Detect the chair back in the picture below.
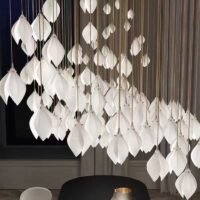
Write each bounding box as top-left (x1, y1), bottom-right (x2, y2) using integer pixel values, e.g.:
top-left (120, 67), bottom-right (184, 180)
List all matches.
top-left (20, 187), bottom-right (52, 200)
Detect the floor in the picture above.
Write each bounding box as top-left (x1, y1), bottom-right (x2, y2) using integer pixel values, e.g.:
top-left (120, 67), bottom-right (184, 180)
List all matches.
top-left (0, 190), bottom-right (199, 199)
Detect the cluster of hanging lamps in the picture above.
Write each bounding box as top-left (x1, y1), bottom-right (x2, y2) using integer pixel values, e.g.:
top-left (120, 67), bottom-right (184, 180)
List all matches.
top-left (0, 0), bottom-right (199, 199)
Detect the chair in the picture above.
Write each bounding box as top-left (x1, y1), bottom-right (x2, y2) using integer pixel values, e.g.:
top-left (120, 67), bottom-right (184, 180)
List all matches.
top-left (20, 187), bottom-right (52, 200)
top-left (59, 176), bottom-right (150, 200)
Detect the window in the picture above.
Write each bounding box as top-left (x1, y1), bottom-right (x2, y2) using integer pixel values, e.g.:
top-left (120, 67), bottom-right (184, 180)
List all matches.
top-left (0, 0), bottom-right (76, 159)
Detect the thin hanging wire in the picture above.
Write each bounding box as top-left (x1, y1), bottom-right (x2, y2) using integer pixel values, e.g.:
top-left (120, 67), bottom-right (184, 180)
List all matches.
top-left (89, 0), bottom-right (92, 110)
top-left (145, 0), bottom-right (150, 123)
top-left (74, 0), bottom-right (80, 117)
top-left (169, 0), bottom-right (176, 118)
top-left (139, 0), bottom-right (144, 96)
top-left (96, 0), bottom-right (100, 78)
top-left (187, 0), bottom-right (196, 161)
top-left (131, 0), bottom-right (135, 127)
top-left (32, 0), bottom-right (36, 91)
top-left (21, 0), bottom-right (24, 14)
top-left (109, 0), bottom-right (115, 83)
top-left (38, 0), bottom-right (43, 104)
top-left (156, 0), bottom-right (161, 147)
top-left (9, 0), bottom-right (14, 67)
top-left (118, 0), bottom-right (122, 133)
top-left (177, 0), bottom-right (184, 147)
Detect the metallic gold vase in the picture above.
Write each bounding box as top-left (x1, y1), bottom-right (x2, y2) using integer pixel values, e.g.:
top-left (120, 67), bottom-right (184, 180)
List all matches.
top-left (111, 187), bottom-right (135, 200)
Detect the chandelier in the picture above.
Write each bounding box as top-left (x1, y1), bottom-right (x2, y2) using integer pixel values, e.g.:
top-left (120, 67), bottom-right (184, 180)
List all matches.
top-left (0, 0), bottom-right (199, 198)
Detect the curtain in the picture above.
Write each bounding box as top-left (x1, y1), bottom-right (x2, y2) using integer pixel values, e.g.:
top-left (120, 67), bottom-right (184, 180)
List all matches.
top-left (77, 0), bottom-right (200, 194)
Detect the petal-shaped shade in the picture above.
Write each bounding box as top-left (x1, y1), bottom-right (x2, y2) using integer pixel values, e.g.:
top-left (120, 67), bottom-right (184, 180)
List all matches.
top-left (141, 54), bottom-right (150, 67)
top-left (41, 91), bottom-right (53, 108)
top-left (27, 90), bottom-right (41, 112)
top-left (133, 101), bottom-right (146, 131)
top-left (190, 116), bottom-right (200, 140)
top-left (127, 9), bottom-right (134, 20)
top-left (106, 112), bottom-right (129, 136)
top-left (175, 169), bottom-right (197, 200)
top-left (170, 135), bottom-right (189, 156)
top-left (32, 13), bottom-right (52, 41)
top-left (53, 101), bottom-right (66, 118)
top-left (20, 56), bottom-right (39, 85)
top-left (80, 0), bottom-right (86, 13)
top-left (124, 20), bottom-right (131, 32)
top-left (117, 55), bottom-right (132, 77)
top-left (147, 150), bottom-right (161, 182)
top-left (67, 122), bottom-right (91, 157)
top-left (107, 134), bottom-right (129, 165)
top-left (104, 102), bottom-right (117, 117)
top-left (191, 141), bottom-right (200, 168)
top-left (42, 0), bottom-right (60, 23)
top-left (166, 147), bottom-right (187, 176)
top-left (92, 75), bottom-right (109, 95)
top-left (147, 150), bottom-right (169, 182)
top-left (35, 58), bottom-right (57, 86)
top-left (104, 50), bottom-right (117, 69)
top-left (52, 118), bottom-right (66, 141)
top-left (151, 121), bottom-right (164, 146)
top-left (84, 0), bottom-right (97, 13)
top-left (123, 127), bottom-right (141, 157)
top-left (52, 72), bottom-right (68, 100)
top-left (84, 111), bottom-right (104, 144)
top-left (91, 87), bottom-right (105, 115)
top-left (42, 34), bottom-right (65, 67)
top-left (67, 44), bottom-right (83, 65)
top-left (11, 14), bottom-right (32, 44)
top-left (82, 54), bottom-right (90, 65)
top-left (164, 117), bottom-right (177, 144)
top-left (108, 24), bottom-right (116, 33)
top-left (102, 27), bottom-right (111, 40)
top-left (102, 45), bottom-right (110, 57)
top-left (140, 124), bottom-right (154, 153)
top-left (82, 22), bottom-right (97, 44)
top-left (80, 67), bottom-right (96, 86)
top-left (130, 38), bottom-right (141, 56)
top-left (115, 0), bottom-right (120, 10)
top-left (29, 105), bottom-right (52, 141)
top-left (5, 67), bottom-right (26, 105)
top-left (103, 3), bottom-right (111, 15)
top-left (99, 131), bottom-right (113, 148)
top-left (0, 73), bottom-right (9, 104)
top-left (138, 35), bottom-right (145, 44)
top-left (93, 50), bottom-right (104, 66)
top-left (21, 37), bottom-right (37, 57)
top-left (29, 110), bottom-right (39, 139)
top-left (65, 111), bottom-right (77, 131)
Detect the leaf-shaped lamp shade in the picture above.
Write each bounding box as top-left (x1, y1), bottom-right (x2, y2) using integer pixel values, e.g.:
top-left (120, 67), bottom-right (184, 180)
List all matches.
top-left (42, 0), bottom-right (60, 23)
top-left (5, 67), bottom-right (26, 105)
top-left (32, 13), bottom-right (52, 41)
top-left (140, 124), bottom-right (154, 153)
top-left (123, 127), bottom-right (141, 157)
top-left (27, 90), bottom-right (41, 112)
top-left (166, 147), bottom-right (187, 176)
top-left (82, 22), bottom-right (97, 45)
top-left (20, 56), bottom-right (39, 85)
top-left (191, 141), bottom-right (200, 168)
top-left (175, 169), bottom-right (197, 200)
top-left (147, 149), bottom-right (169, 182)
top-left (11, 14), bottom-right (32, 44)
top-left (107, 134), bottom-right (129, 165)
top-left (164, 117), bottom-right (177, 144)
top-left (29, 105), bottom-right (53, 141)
top-left (42, 34), bottom-right (65, 67)
top-left (21, 37), bottom-right (37, 57)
